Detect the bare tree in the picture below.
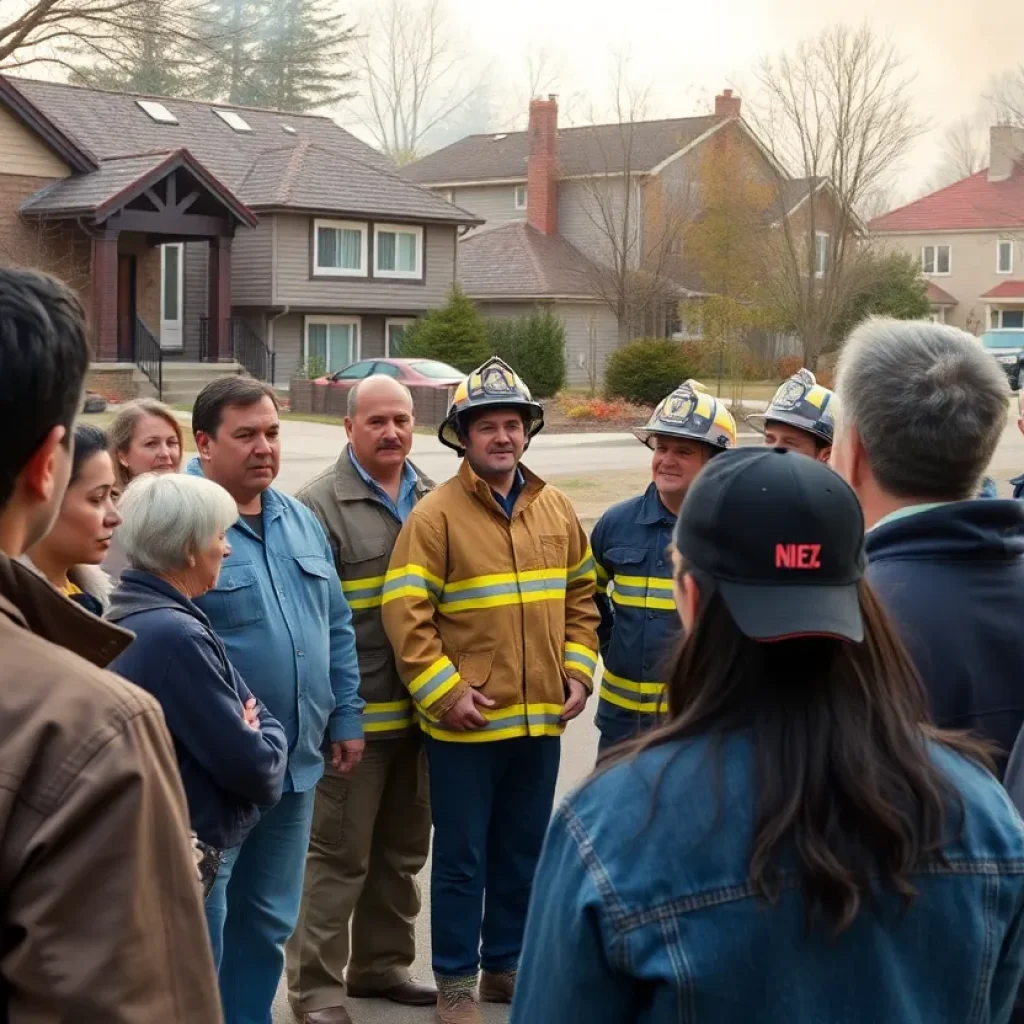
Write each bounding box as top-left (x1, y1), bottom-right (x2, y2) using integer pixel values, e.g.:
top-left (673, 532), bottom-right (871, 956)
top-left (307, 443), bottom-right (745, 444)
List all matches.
top-left (0, 0), bottom-right (209, 76)
top-left (749, 24), bottom-right (925, 367)
top-left (573, 57), bottom-right (696, 343)
top-left (927, 115), bottom-right (987, 191)
top-left (350, 0), bottom-right (479, 165)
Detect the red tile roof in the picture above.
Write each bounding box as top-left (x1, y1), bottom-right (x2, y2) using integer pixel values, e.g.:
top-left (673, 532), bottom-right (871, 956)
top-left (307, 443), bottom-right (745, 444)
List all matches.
top-left (981, 280), bottom-right (1024, 299)
top-left (869, 168), bottom-right (1024, 233)
top-left (926, 281), bottom-right (957, 305)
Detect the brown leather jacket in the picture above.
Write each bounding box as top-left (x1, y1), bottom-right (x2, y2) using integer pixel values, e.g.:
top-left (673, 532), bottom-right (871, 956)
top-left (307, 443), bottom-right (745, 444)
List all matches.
top-left (0, 554), bottom-right (223, 1023)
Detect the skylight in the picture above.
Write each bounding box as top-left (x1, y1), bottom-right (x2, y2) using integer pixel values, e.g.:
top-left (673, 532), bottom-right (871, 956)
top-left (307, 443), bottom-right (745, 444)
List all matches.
top-left (214, 108), bottom-right (252, 132)
top-left (136, 99), bottom-right (178, 124)
top-left (492, 133), bottom-right (507, 141)
top-left (281, 124), bottom-right (297, 135)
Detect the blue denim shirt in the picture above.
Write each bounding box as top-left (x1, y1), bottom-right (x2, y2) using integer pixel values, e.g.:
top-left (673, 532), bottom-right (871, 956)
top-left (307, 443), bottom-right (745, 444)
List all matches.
top-left (348, 448), bottom-right (418, 523)
top-left (186, 458), bottom-right (363, 792)
top-left (513, 733), bottom-right (1024, 1024)
top-left (590, 484), bottom-right (678, 744)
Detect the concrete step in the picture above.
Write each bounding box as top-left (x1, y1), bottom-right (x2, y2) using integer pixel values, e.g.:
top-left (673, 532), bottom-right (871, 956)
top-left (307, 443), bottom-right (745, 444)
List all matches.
top-left (157, 362), bottom-right (244, 404)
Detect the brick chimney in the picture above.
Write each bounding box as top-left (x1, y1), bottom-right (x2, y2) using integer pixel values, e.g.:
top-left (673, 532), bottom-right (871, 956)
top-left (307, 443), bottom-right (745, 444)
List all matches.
top-left (527, 94), bottom-right (558, 236)
top-left (988, 124), bottom-right (1024, 183)
top-left (715, 88), bottom-right (741, 119)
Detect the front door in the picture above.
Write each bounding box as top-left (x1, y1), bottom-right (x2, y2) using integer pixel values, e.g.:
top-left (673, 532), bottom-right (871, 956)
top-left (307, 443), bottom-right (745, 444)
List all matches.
top-left (160, 243), bottom-right (184, 350)
top-left (117, 254), bottom-right (136, 361)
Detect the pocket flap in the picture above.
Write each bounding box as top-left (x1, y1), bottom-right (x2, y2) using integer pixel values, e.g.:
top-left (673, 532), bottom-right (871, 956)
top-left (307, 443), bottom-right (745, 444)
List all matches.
top-left (216, 565), bottom-right (259, 591)
top-left (605, 545), bottom-right (647, 566)
top-left (457, 649), bottom-right (495, 688)
top-left (341, 537), bottom-right (388, 563)
top-left (296, 554), bottom-right (333, 579)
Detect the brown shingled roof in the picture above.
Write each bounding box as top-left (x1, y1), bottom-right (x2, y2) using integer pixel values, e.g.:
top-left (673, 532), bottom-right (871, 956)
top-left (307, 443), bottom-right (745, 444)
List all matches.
top-left (5, 75), bottom-right (477, 224)
top-left (457, 223), bottom-right (598, 299)
top-left (403, 115), bottom-right (724, 184)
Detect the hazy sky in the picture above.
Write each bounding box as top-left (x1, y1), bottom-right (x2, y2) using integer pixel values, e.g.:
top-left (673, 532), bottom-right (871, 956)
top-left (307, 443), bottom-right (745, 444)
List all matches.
top-left (343, 0), bottom-right (1024, 200)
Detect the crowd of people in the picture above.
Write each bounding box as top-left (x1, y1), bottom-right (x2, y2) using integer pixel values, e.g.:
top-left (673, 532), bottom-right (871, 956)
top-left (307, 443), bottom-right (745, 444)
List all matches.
top-left (4, 263), bottom-right (1024, 1024)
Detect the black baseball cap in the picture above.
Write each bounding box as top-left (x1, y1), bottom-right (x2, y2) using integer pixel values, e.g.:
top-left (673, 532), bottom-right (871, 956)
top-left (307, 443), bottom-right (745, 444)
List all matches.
top-left (673, 447), bottom-right (865, 643)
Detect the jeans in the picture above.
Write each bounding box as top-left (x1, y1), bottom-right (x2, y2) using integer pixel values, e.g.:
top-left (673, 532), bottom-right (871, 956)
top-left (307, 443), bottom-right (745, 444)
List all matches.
top-left (425, 735), bottom-right (560, 978)
top-left (205, 789), bottom-right (316, 1024)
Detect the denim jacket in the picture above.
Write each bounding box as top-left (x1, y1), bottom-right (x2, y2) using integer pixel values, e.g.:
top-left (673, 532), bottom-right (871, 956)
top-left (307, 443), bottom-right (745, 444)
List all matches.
top-left (513, 733), bottom-right (1024, 1024)
top-left (186, 458), bottom-right (363, 792)
top-left (591, 485), bottom-right (678, 745)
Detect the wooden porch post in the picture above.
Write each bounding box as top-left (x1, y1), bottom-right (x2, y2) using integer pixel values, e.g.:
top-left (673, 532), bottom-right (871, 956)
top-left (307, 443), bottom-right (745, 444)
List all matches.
top-left (207, 235), bottom-right (232, 362)
top-left (92, 231), bottom-right (119, 361)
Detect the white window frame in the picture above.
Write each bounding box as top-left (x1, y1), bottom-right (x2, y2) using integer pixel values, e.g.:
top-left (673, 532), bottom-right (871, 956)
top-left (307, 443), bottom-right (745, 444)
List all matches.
top-left (514, 185), bottom-right (527, 210)
top-left (385, 317), bottom-right (416, 356)
top-left (998, 239), bottom-right (1014, 275)
top-left (313, 219), bottom-right (368, 278)
top-left (159, 243), bottom-right (184, 351)
top-left (303, 315), bottom-right (362, 374)
top-left (814, 232), bottom-right (829, 279)
top-left (373, 223), bottom-right (423, 280)
top-left (999, 308), bottom-right (1024, 331)
top-left (921, 244), bottom-right (952, 276)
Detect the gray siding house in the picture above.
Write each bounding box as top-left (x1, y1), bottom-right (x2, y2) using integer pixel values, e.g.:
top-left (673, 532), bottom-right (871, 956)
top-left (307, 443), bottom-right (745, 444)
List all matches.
top-left (4, 77), bottom-right (478, 396)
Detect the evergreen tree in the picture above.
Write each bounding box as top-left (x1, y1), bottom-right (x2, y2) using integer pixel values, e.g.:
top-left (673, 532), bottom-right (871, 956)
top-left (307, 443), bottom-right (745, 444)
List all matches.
top-left (194, 0), bottom-right (267, 106)
top-left (69, 0), bottom-right (197, 97)
top-left (402, 287), bottom-right (490, 373)
top-left (248, 0), bottom-right (354, 112)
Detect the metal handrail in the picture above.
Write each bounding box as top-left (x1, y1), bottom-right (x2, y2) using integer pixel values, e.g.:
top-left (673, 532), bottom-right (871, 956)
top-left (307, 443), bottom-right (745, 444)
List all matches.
top-left (199, 316), bottom-right (275, 383)
top-left (133, 317), bottom-right (163, 398)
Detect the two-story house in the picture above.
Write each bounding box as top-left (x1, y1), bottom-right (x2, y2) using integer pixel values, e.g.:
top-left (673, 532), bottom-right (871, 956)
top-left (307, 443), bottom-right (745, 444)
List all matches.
top-left (404, 90), bottom-right (834, 386)
top-left (0, 75), bottom-right (478, 401)
top-left (869, 125), bottom-right (1024, 340)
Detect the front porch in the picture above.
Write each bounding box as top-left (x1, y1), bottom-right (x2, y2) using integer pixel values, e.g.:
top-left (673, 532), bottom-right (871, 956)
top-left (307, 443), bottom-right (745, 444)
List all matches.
top-left (21, 148), bottom-right (268, 399)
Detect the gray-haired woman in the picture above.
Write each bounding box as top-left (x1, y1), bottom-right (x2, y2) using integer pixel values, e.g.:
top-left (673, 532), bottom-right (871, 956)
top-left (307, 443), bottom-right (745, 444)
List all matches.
top-left (107, 473), bottom-right (287, 868)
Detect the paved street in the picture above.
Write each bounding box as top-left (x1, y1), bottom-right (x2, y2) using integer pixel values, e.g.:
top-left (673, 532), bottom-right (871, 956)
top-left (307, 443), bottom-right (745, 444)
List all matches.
top-left (263, 404), bottom-right (1024, 1023)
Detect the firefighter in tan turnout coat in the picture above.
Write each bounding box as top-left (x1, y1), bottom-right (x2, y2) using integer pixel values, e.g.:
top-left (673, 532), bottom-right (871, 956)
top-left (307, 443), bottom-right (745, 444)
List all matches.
top-left (382, 357), bottom-right (600, 1024)
top-left (287, 375), bottom-right (437, 1024)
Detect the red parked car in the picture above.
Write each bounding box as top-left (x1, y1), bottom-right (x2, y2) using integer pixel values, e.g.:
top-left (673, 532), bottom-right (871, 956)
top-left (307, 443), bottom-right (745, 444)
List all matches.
top-left (325, 358), bottom-right (464, 389)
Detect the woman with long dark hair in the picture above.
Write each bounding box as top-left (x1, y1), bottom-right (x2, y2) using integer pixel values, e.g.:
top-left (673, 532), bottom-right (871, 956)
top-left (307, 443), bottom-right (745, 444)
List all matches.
top-left (512, 447), bottom-right (1024, 1024)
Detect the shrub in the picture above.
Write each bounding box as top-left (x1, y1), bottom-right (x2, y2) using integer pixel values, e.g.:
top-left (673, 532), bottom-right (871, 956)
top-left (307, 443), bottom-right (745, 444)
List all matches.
top-left (487, 309), bottom-right (567, 399)
top-left (604, 339), bottom-right (699, 406)
top-left (400, 285), bottom-right (489, 373)
top-left (561, 397), bottom-right (633, 421)
top-left (774, 355), bottom-right (803, 380)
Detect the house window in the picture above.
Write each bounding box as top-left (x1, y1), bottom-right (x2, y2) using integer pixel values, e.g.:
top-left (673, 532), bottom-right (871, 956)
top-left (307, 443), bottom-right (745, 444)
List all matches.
top-left (374, 224), bottom-right (423, 279)
top-left (921, 244), bottom-right (951, 276)
top-left (999, 309), bottom-right (1024, 330)
top-left (514, 185), bottom-right (527, 210)
top-left (444, 189), bottom-right (455, 204)
top-left (998, 239), bottom-right (1014, 275)
top-left (815, 232), bottom-right (829, 278)
top-left (314, 219), bottom-right (367, 277)
top-left (159, 243), bottom-right (184, 350)
top-left (386, 318), bottom-right (416, 356)
top-left (305, 316), bottom-right (361, 374)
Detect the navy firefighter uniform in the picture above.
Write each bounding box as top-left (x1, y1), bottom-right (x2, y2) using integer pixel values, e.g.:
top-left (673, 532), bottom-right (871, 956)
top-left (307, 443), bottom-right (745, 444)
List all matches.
top-left (592, 381), bottom-right (737, 750)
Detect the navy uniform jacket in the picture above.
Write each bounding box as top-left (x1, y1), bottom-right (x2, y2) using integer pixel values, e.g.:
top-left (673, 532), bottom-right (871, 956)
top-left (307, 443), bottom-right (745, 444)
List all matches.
top-left (591, 484), bottom-right (678, 745)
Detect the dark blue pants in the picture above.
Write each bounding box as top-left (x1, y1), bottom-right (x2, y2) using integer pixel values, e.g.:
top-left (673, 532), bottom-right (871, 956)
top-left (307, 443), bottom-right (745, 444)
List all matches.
top-left (425, 735), bottom-right (561, 978)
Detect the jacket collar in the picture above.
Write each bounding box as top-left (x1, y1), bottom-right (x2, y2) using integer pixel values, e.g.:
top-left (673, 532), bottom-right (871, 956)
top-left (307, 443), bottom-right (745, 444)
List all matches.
top-left (107, 569), bottom-right (211, 628)
top-left (333, 444), bottom-right (433, 504)
top-left (457, 457), bottom-right (545, 518)
top-left (0, 552), bottom-right (133, 668)
top-left (637, 482), bottom-right (677, 526)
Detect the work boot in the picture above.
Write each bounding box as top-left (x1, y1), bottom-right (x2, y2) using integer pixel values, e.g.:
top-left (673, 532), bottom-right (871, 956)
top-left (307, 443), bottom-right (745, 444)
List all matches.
top-left (479, 969), bottom-right (516, 1003)
top-left (435, 974), bottom-right (482, 1024)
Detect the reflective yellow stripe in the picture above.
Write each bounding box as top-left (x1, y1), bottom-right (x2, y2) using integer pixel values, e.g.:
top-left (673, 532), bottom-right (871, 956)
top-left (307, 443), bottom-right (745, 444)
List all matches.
top-left (614, 574), bottom-right (673, 590)
top-left (567, 549), bottom-right (596, 584)
top-left (363, 699), bottom-right (414, 734)
top-left (600, 669), bottom-right (668, 713)
top-left (340, 574), bottom-right (386, 609)
top-left (564, 642), bottom-right (598, 680)
top-left (408, 657), bottom-right (461, 710)
top-left (342, 574), bottom-right (386, 591)
top-left (417, 702), bottom-right (566, 743)
top-left (381, 564), bottom-right (444, 606)
top-left (609, 573), bottom-right (675, 610)
top-left (610, 592), bottom-right (676, 611)
top-left (438, 569), bottom-right (567, 613)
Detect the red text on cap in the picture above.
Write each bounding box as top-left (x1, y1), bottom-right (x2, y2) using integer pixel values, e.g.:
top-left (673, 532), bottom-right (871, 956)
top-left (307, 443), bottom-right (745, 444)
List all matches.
top-left (775, 543), bottom-right (822, 570)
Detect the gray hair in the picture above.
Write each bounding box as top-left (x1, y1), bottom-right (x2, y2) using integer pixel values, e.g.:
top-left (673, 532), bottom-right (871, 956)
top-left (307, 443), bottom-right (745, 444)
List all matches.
top-left (835, 317), bottom-right (1008, 501)
top-left (347, 374), bottom-right (414, 418)
top-left (118, 473), bottom-right (238, 575)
